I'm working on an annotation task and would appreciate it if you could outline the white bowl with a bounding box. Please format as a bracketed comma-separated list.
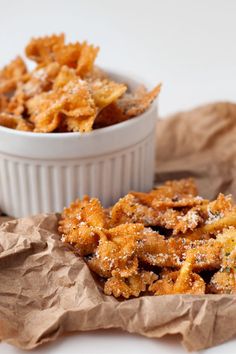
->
[0, 71, 158, 217]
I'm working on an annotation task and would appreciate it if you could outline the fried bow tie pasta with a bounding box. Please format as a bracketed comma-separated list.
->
[0, 33, 160, 133]
[59, 178, 236, 298]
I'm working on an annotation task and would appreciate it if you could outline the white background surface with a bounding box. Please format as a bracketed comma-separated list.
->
[0, 0, 236, 353]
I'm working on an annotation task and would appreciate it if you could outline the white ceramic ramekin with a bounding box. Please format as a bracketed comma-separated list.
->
[0, 71, 157, 217]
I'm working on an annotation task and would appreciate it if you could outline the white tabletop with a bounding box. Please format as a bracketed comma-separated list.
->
[1, 329, 235, 354]
[1, 0, 236, 352]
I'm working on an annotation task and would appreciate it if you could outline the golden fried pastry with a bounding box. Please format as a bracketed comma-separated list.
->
[60, 178, 236, 298]
[117, 84, 161, 117]
[104, 271, 158, 298]
[209, 229, 236, 294]
[149, 269, 205, 295]
[76, 42, 99, 77]
[0, 94, 9, 112]
[31, 79, 97, 133]
[0, 112, 33, 131]
[25, 34, 65, 64]
[90, 79, 127, 111]
[0, 56, 27, 95]
[93, 102, 127, 128]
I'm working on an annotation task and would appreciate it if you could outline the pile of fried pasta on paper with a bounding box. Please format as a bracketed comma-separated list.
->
[59, 178, 236, 298]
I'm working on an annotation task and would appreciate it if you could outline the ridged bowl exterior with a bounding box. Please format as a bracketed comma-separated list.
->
[0, 131, 155, 217]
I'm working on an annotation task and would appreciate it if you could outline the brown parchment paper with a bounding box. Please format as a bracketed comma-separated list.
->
[1, 101, 236, 352]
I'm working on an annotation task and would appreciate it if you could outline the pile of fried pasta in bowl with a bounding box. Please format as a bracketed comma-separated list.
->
[0, 33, 160, 133]
[59, 178, 236, 298]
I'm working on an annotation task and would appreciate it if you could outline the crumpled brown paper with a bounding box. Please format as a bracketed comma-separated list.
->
[1, 101, 236, 352]
[155, 101, 236, 200]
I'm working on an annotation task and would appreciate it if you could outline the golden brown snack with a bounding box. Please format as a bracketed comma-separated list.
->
[0, 94, 8, 112]
[89, 227, 139, 278]
[110, 193, 160, 227]
[104, 271, 158, 298]
[149, 251, 206, 295]
[110, 179, 207, 233]
[137, 232, 221, 271]
[0, 112, 33, 131]
[93, 102, 127, 128]
[90, 79, 127, 110]
[117, 84, 161, 117]
[59, 196, 106, 255]
[76, 42, 99, 77]
[0, 34, 160, 132]
[25, 34, 65, 64]
[94, 84, 161, 129]
[28, 78, 97, 133]
[23, 62, 61, 97]
[0, 56, 27, 95]
[121, 177, 197, 202]
[53, 42, 82, 68]
[59, 178, 236, 298]
[137, 232, 187, 268]
[149, 270, 205, 295]
[209, 271, 236, 294]
[209, 229, 236, 294]
[26, 36, 98, 75]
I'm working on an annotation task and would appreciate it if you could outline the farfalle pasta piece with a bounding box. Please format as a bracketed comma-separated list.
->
[59, 196, 106, 232]
[76, 42, 99, 77]
[209, 229, 236, 294]
[171, 206, 205, 235]
[93, 102, 127, 128]
[62, 81, 97, 132]
[59, 196, 106, 256]
[88, 224, 143, 278]
[5, 62, 61, 116]
[90, 79, 127, 110]
[104, 271, 158, 298]
[138, 231, 187, 268]
[25, 34, 65, 64]
[181, 239, 222, 272]
[117, 83, 161, 118]
[0, 56, 27, 95]
[22, 62, 61, 98]
[183, 209, 236, 240]
[110, 193, 160, 227]
[149, 269, 205, 295]
[53, 65, 77, 89]
[26, 90, 62, 132]
[150, 252, 206, 295]
[110, 188, 203, 231]
[53, 42, 82, 68]
[0, 94, 8, 112]
[138, 231, 222, 270]
[209, 270, 236, 294]
[27, 78, 97, 133]
[131, 178, 199, 206]
[0, 112, 33, 131]
[94, 84, 161, 128]
[25, 35, 98, 77]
